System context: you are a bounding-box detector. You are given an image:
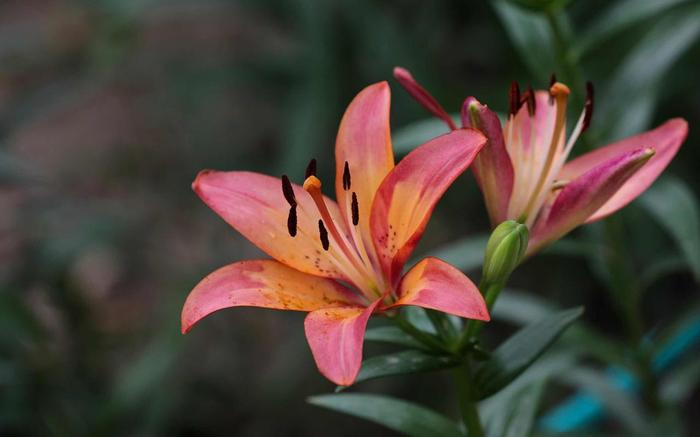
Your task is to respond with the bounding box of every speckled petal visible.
[181,260,360,334]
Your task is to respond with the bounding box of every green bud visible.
[482,220,529,287]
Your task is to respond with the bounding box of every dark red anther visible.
[342,161,351,191]
[582,81,594,133]
[305,158,317,179]
[281,175,296,206]
[287,204,297,237]
[351,192,359,226]
[527,85,536,116]
[548,73,557,105]
[318,219,330,251]
[508,81,521,116]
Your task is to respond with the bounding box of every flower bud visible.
[482,220,529,286]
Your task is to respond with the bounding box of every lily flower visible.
[394,67,688,255]
[181,82,490,386]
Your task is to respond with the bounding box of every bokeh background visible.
[1,0,699,435]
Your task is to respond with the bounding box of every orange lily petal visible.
[181,260,360,334]
[529,148,655,254]
[335,82,394,267]
[304,299,380,386]
[371,129,487,284]
[386,257,489,321]
[193,170,351,281]
[558,118,687,223]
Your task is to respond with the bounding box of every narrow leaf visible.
[599,2,700,140]
[474,307,583,399]
[364,326,427,349]
[501,380,546,437]
[491,0,557,79]
[639,177,700,282]
[354,350,457,385]
[482,353,576,435]
[308,393,464,437]
[574,0,689,57]
[495,291,629,366]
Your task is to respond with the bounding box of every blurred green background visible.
[1,0,699,435]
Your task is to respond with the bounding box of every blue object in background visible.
[540,315,700,433]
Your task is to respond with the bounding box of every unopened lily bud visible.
[482,220,529,286]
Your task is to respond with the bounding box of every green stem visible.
[427,309,456,342]
[603,218,643,342]
[454,362,484,437]
[602,217,664,415]
[457,281,504,351]
[392,311,447,352]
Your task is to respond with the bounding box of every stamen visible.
[520,85,536,117]
[351,192,359,226]
[305,158,317,179]
[318,219,329,251]
[343,161,351,191]
[304,175,362,266]
[551,180,569,191]
[281,175,296,206]
[548,73,557,104]
[509,81,521,116]
[287,204,297,237]
[582,81,594,133]
[521,82,570,221]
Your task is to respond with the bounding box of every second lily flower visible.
[395,67,687,255]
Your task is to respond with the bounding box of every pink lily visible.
[394,67,688,255]
[181,82,490,386]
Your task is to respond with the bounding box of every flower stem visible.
[454,362,484,437]
[456,280,504,352]
[392,311,447,352]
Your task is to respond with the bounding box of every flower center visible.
[282,160,385,300]
[506,78,594,226]
[519,82,570,222]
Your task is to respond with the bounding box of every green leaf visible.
[639,177,700,282]
[308,393,464,437]
[481,353,577,435]
[491,289,556,325]
[506,0,570,13]
[353,350,457,385]
[484,381,545,437]
[474,307,583,399]
[499,380,546,437]
[424,234,489,272]
[364,326,427,349]
[494,291,630,366]
[393,115,457,155]
[599,2,700,140]
[574,0,689,58]
[639,253,689,290]
[491,0,557,79]
[404,306,438,334]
